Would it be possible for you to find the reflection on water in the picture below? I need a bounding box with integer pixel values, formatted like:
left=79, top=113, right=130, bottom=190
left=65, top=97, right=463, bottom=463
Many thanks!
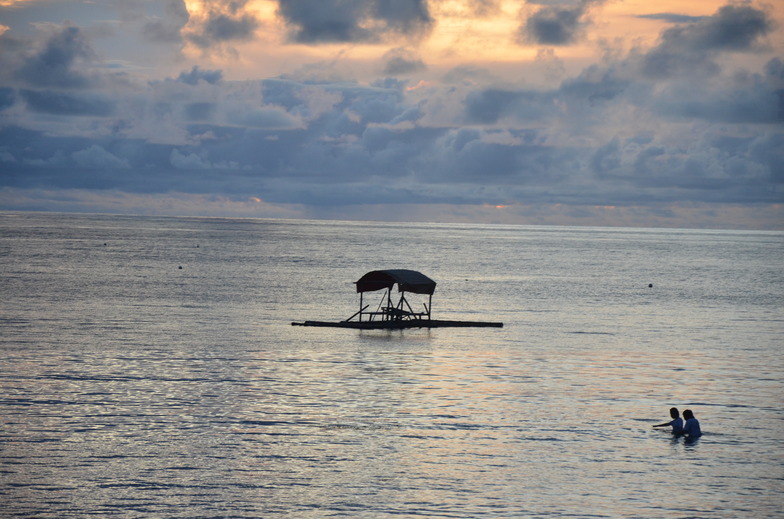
left=1, top=213, right=782, bottom=517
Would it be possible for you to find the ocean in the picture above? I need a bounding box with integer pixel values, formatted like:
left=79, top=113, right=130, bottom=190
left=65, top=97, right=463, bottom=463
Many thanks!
left=1, top=212, right=782, bottom=518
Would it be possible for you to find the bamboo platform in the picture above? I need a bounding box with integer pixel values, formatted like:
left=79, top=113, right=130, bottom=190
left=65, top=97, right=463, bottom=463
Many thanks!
left=292, top=319, right=503, bottom=329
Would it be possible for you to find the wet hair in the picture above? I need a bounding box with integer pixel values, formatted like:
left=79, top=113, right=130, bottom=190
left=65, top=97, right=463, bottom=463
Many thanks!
left=683, top=409, right=694, bottom=419
left=669, top=407, right=680, bottom=418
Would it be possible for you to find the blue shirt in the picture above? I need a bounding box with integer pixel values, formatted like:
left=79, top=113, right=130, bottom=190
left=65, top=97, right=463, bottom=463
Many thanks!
left=670, top=417, right=684, bottom=434
left=683, top=417, right=701, bottom=437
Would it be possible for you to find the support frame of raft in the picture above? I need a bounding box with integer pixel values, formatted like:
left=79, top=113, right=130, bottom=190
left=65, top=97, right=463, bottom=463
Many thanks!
left=291, top=269, right=503, bottom=329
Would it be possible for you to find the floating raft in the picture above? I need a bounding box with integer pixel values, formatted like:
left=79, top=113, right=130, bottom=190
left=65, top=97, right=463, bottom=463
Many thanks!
left=292, top=319, right=503, bottom=329
left=291, top=269, right=503, bottom=330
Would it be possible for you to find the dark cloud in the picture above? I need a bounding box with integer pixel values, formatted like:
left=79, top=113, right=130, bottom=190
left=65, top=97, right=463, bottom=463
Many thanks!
left=277, top=0, right=433, bottom=44
left=682, top=4, right=771, bottom=51
left=260, top=78, right=309, bottom=109
left=764, top=57, right=784, bottom=81
left=20, top=90, right=114, bottom=116
left=382, top=48, right=427, bottom=75
left=142, top=0, right=190, bottom=43
left=0, top=87, right=16, bottom=111
left=641, top=4, right=773, bottom=79
left=465, top=89, right=524, bottom=124
left=589, top=137, right=621, bottom=174
left=651, top=79, right=783, bottom=124
left=766, top=58, right=784, bottom=121
left=749, top=133, right=784, bottom=184
left=373, top=0, right=433, bottom=35
left=202, top=13, right=258, bottom=42
left=558, top=65, right=630, bottom=106
left=464, top=89, right=553, bottom=124
left=424, top=129, right=555, bottom=185
left=520, top=0, right=597, bottom=46
left=186, top=0, right=260, bottom=49
left=177, top=66, right=223, bottom=85
left=584, top=130, right=784, bottom=205
left=17, top=26, right=95, bottom=89
left=261, top=79, right=406, bottom=126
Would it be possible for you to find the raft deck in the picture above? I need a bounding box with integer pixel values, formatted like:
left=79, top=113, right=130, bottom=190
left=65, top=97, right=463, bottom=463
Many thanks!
left=292, top=319, right=503, bottom=329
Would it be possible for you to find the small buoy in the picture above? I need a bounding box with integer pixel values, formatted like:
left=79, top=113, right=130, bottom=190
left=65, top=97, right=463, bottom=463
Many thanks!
left=648, top=283, right=653, bottom=288
left=179, top=266, right=183, bottom=269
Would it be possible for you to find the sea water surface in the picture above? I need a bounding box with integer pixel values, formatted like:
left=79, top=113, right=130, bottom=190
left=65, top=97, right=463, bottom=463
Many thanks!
left=1, top=212, right=782, bottom=518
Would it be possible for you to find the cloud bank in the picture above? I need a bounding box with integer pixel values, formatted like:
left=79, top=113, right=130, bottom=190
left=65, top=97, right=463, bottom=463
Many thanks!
left=0, top=0, right=782, bottom=229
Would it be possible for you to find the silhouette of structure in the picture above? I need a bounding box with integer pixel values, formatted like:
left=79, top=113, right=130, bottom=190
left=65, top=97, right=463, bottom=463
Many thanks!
left=292, top=269, right=503, bottom=329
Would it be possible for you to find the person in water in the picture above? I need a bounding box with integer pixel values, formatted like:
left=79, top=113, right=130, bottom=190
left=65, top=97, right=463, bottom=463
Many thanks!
left=682, top=409, right=702, bottom=438
left=653, top=407, right=684, bottom=434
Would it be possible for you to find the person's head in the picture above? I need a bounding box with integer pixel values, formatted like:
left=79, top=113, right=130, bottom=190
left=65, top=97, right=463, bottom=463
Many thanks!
left=683, top=409, right=694, bottom=420
left=669, top=407, right=679, bottom=419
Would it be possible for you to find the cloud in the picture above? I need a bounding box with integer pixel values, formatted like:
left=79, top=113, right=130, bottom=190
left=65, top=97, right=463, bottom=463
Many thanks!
left=520, top=0, right=599, bottom=46
left=177, top=65, right=223, bottom=85
left=227, top=106, right=305, bottom=129
left=72, top=145, right=130, bottom=169
left=3, top=57, right=779, bottom=211
left=16, top=26, right=96, bottom=89
left=464, top=88, right=554, bottom=124
left=199, top=13, right=257, bottom=43
left=640, top=4, right=773, bottom=79
left=184, top=0, right=261, bottom=49
left=22, top=150, right=69, bottom=168
left=0, top=87, right=15, bottom=110
left=0, top=1, right=782, bottom=229
left=679, top=3, right=772, bottom=51
left=170, top=149, right=209, bottom=169
left=142, top=0, right=190, bottom=43
left=382, top=48, right=427, bottom=75
left=651, top=76, right=783, bottom=124
left=766, top=57, right=784, bottom=81
left=184, top=102, right=216, bottom=121
left=441, top=65, right=497, bottom=86
left=278, top=0, right=434, bottom=44
left=0, top=151, right=16, bottom=163
left=466, top=0, right=499, bottom=17
left=585, top=128, right=784, bottom=204
left=418, top=128, right=557, bottom=188
left=20, top=90, right=114, bottom=116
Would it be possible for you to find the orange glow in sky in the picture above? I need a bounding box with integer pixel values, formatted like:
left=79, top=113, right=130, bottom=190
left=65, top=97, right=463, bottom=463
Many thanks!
left=182, top=0, right=784, bottom=84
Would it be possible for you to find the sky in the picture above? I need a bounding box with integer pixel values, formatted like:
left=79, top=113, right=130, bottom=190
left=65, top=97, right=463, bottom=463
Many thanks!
left=0, top=0, right=782, bottom=229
